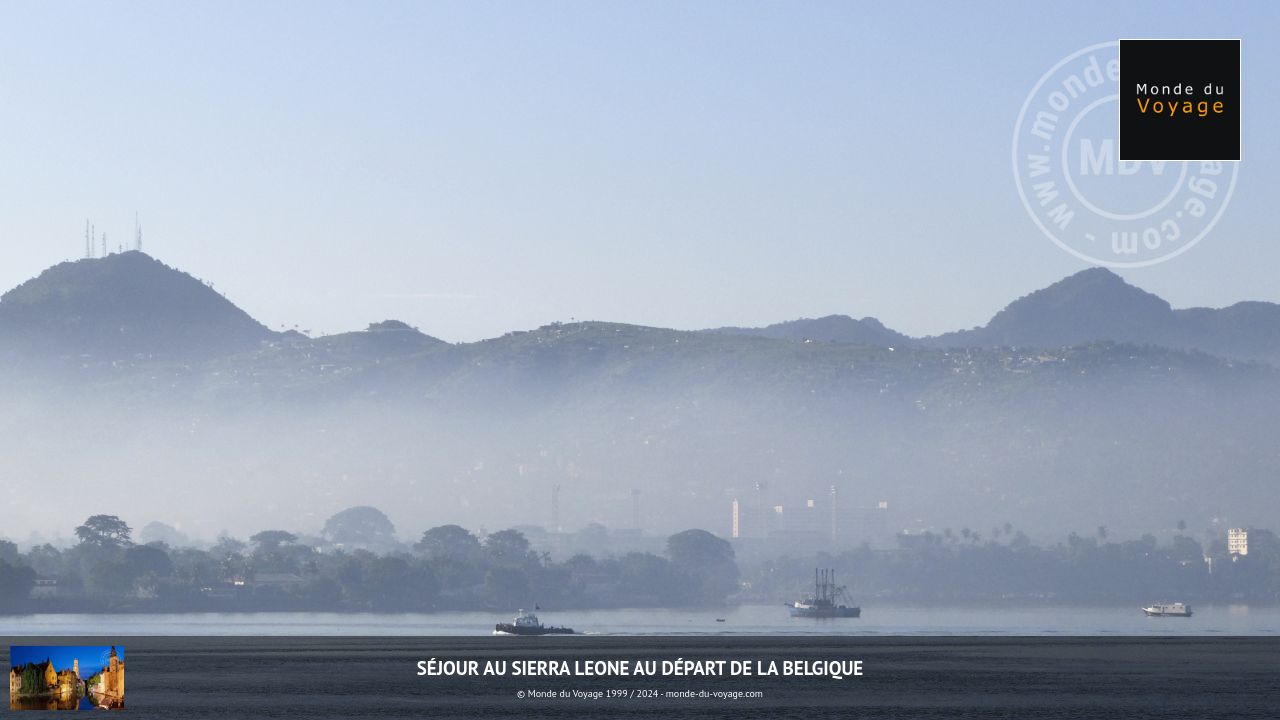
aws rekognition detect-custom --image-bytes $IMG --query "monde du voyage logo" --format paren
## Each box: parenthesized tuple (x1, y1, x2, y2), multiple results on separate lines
(1013, 40, 1241, 267)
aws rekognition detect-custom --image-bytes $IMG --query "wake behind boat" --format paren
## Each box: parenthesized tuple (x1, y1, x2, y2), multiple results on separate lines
(788, 568, 861, 618)
(494, 609, 575, 635)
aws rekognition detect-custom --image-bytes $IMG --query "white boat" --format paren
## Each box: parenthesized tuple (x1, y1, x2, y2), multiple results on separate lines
(1142, 602, 1192, 617)
(493, 609, 574, 635)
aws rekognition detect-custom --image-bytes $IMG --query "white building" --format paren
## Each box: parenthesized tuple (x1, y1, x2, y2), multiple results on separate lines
(1228, 528, 1249, 556)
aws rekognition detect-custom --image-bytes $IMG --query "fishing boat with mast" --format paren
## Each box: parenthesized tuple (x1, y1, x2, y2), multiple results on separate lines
(788, 568, 861, 618)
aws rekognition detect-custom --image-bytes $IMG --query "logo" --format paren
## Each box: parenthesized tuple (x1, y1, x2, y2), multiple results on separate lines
(1012, 41, 1238, 267)
(1119, 39, 1240, 161)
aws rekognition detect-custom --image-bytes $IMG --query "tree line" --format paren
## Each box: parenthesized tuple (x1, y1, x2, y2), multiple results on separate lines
(744, 527, 1280, 604)
(0, 508, 739, 613)
(4, 509, 1279, 613)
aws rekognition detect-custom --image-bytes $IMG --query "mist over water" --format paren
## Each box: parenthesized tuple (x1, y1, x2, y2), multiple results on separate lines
(3, 291, 1279, 546)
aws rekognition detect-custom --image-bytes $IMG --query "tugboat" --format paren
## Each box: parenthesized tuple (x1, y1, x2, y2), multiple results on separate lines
(494, 609, 575, 635)
(788, 568, 861, 618)
(1142, 602, 1193, 617)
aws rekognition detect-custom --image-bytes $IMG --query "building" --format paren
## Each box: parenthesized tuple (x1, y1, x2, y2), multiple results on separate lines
(55, 659, 80, 698)
(29, 578, 58, 599)
(94, 646, 124, 706)
(8, 660, 59, 698)
(1228, 527, 1279, 559)
(9, 657, 83, 701)
(1228, 528, 1249, 556)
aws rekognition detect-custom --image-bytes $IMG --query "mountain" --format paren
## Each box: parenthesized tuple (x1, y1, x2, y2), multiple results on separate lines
(924, 268, 1280, 364)
(707, 315, 913, 347)
(1171, 301, 1280, 363)
(712, 269, 1280, 365)
(926, 268, 1178, 349)
(0, 251, 275, 359)
(311, 320, 448, 356)
(2, 253, 1280, 542)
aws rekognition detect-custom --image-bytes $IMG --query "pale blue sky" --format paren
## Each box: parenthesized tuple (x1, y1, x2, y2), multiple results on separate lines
(0, 1, 1275, 341)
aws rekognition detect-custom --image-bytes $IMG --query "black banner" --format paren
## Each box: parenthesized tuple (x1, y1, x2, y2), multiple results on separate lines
(6, 636, 1278, 718)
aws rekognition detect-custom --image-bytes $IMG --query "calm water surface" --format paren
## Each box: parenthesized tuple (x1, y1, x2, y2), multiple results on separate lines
(3, 604, 1278, 636)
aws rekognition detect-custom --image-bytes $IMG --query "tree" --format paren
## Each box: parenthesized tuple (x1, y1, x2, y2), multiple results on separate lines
(565, 554, 598, 573)
(248, 531, 309, 574)
(212, 534, 247, 557)
(0, 561, 35, 609)
(0, 539, 19, 564)
(484, 567, 531, 609)
(485, 529, 532, 565)
(75, 515, 133, 549)
(24, 544, 62, 578)
(415, 525, 480, 560)
(667, 529, 735, 569)
(665, 529, 739, 604)
(322, 506, 397, 549)
(1170, 535, 1203, 564)
(250, 530, 298, 551)
(124, 544, 174, 582)
(139, 521, 189, 547)
(361, 556, 438, 610)
(87, 558, 133, 597)
(614, 552, 680, 604)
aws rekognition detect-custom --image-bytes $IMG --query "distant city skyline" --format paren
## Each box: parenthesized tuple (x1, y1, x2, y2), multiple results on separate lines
(1, 1, 1276, 343)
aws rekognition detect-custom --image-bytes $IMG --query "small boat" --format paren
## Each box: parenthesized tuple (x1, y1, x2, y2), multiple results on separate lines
(1143, 602, 1193, 617)
(788, 568, 861, 618)
(494, 609, 575, 635)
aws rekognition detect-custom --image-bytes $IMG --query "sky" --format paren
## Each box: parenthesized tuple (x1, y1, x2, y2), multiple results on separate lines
(10, 645, 122, 675)
(0, 1, 1276, 342)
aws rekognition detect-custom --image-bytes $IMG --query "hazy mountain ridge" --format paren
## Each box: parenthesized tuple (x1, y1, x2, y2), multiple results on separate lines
(709, 268, 1280, 366)
(2, 253, 1279, 542)
(921, 268, 1280, 364)
(707, 315, 914, 348)
(7, 252, 1280, 366)
(0, 251, 275, 359)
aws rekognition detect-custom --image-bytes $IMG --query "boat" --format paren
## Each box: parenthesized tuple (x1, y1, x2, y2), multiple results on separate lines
(788, 568, 861, 618)
(1142, 602, 1193, 617)
(494, 609, 575, 635)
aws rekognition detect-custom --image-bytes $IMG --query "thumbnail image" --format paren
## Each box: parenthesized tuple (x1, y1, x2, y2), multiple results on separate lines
(9, 645, 124, 711)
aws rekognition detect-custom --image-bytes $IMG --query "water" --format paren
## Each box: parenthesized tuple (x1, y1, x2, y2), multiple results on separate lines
(9, 693, 101, 711)
(3, 603, 1278, 636)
